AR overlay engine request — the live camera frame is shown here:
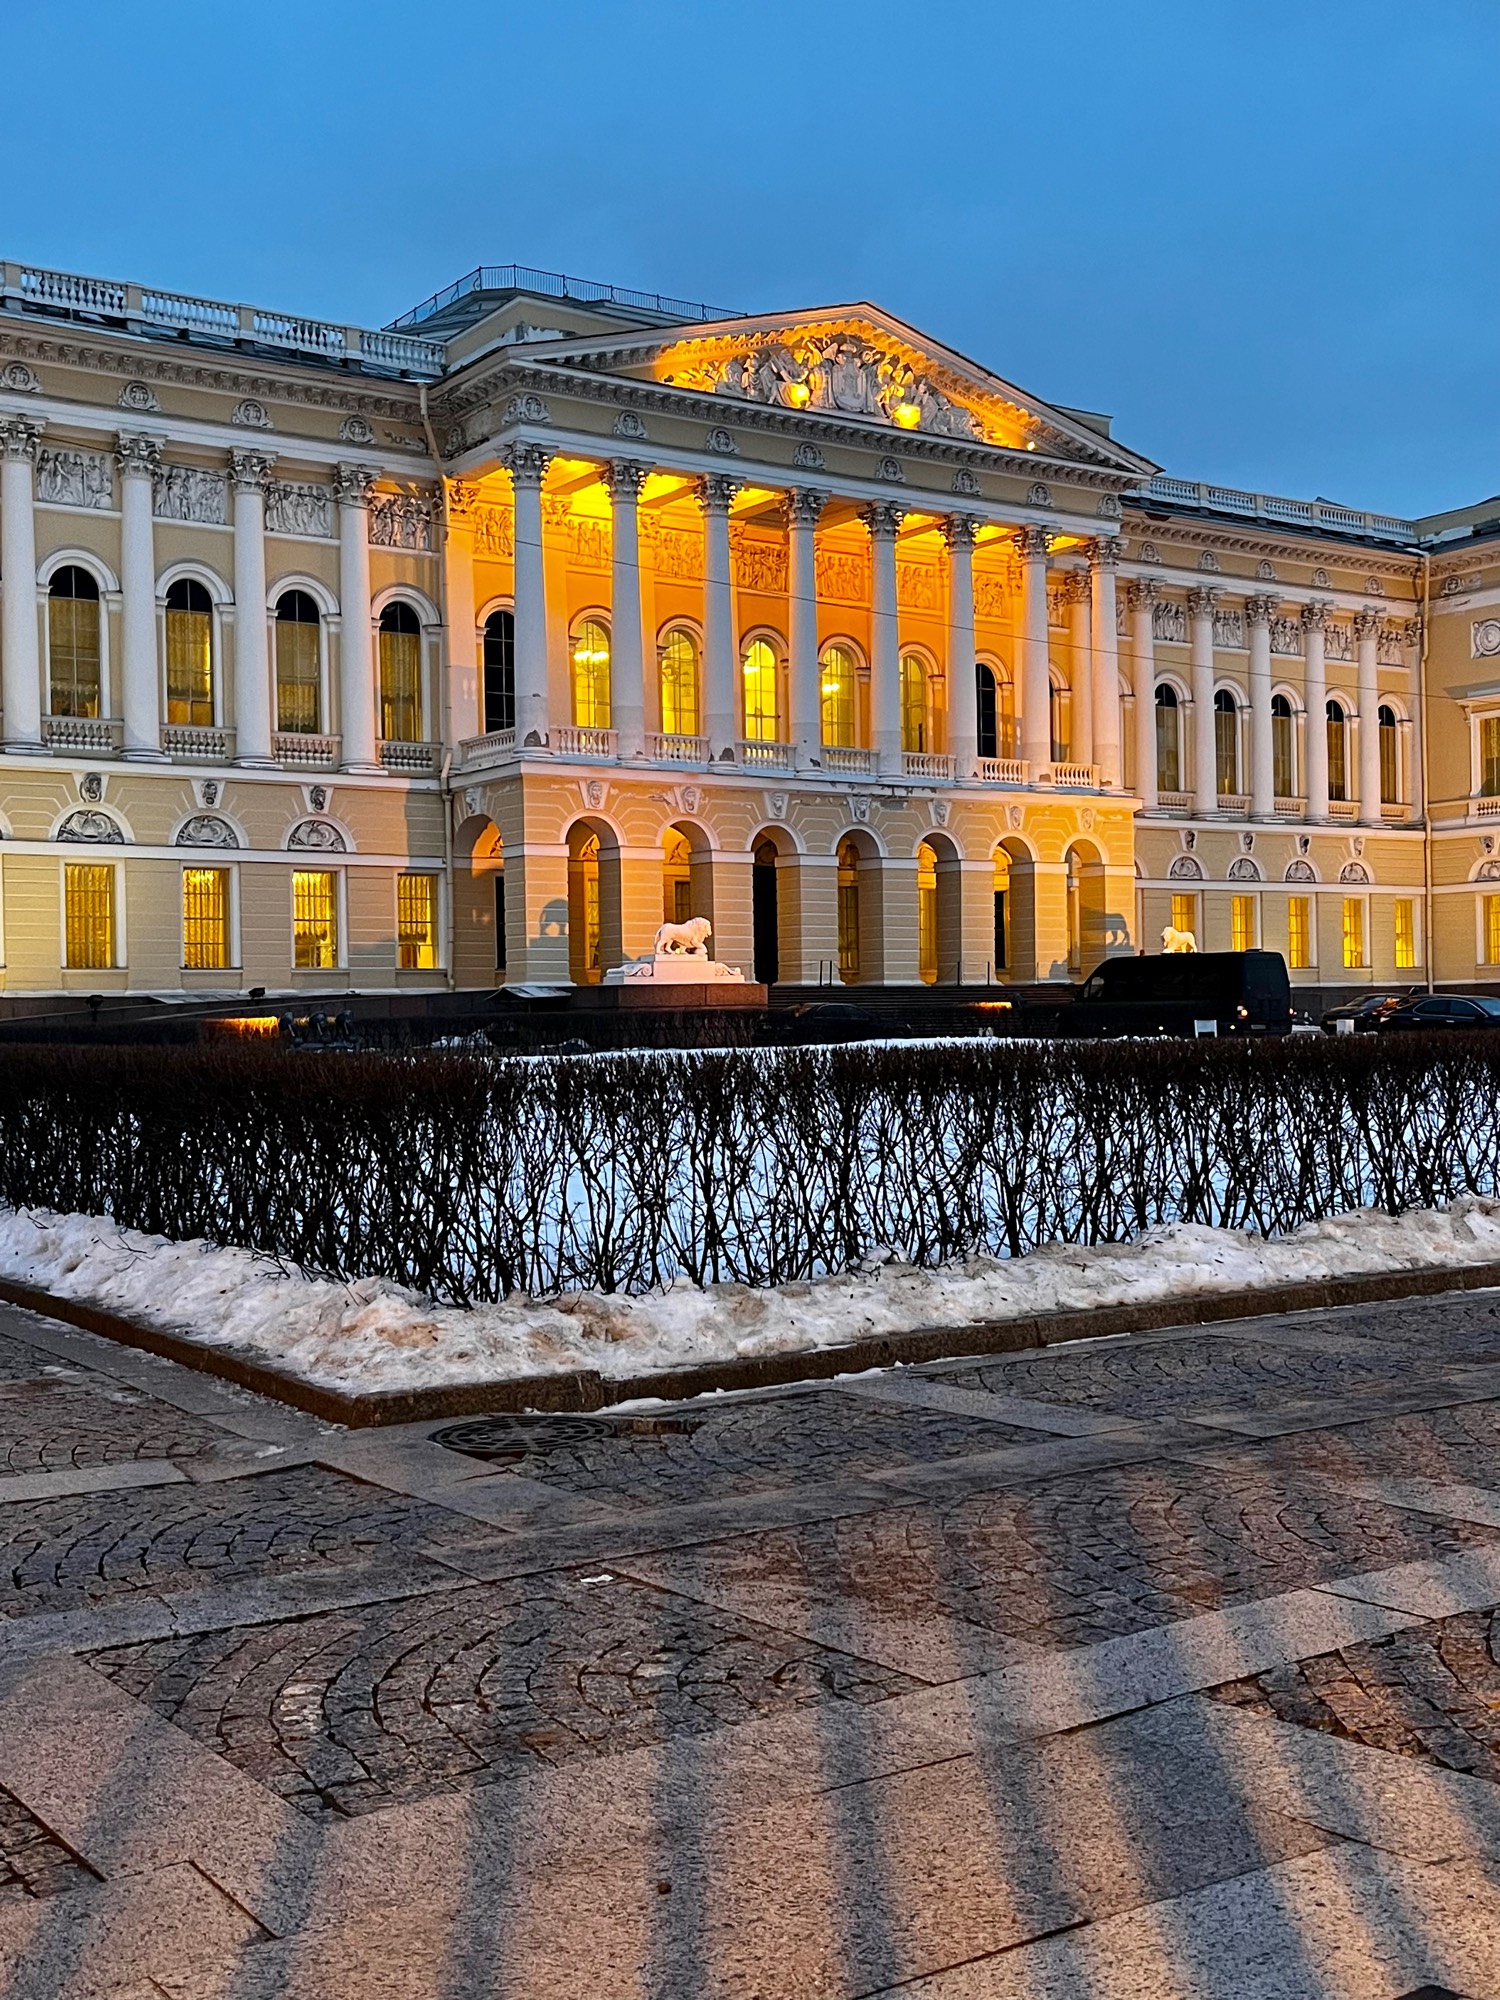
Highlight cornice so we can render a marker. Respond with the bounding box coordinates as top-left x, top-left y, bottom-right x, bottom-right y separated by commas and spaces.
1121, 506, 1420, 582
